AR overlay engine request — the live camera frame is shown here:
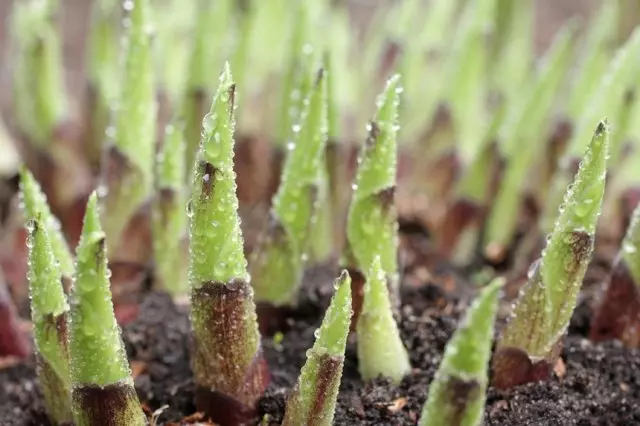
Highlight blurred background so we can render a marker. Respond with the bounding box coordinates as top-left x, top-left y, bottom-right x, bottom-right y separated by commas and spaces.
0, 0, 603, 110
